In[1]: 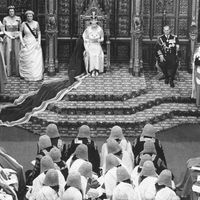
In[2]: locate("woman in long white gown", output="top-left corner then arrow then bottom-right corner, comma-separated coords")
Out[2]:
3,5 -> 21,77
19,10 -> 44,81
83,16 -> 104,77
0,21 -> 7,93
192,46 -> 200,106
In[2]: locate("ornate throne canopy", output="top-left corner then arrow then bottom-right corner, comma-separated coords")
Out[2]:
79,0 -> 109,36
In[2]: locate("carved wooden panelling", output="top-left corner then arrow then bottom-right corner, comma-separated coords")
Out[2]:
143,17 -> 150,37
58,16 -> 70,36
38,16 -> 45,35
110,41 -> 115,61
117,0 -> 130,37
110,15 -> 115,36
116,43 -> 130,61
58,0 -> 70,37
118,16 -> 129,36
178,18 -> 188,37
155,0 -> 165,14
142,43 -> 156,67
58,41 -> 70,62
109,0 -> 115,37
11,0 -> 22,12
58,0 -> 70,15
25,1 -> 32,10
38,0 -> 45,14
179,44 -> 189,67
0,0 -> 7,14
179,0 -> 189,15
166,18 -> 175,33
153,18 -> 163,36
143,0 -> 151,15
73,14 -> 78,36
2,0 -> 191,64
110,41 -> 130,62
118,0 -> 129,15
165,0 -> 175,14
108,0 -> 115,15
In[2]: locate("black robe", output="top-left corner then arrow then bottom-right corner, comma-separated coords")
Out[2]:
0,37 -> 85,122
68,37 -> 86,84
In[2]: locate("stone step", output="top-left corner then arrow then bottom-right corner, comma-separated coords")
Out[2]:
65,66 -> 147,101
24,102 -> 199,137
21,113 -> 200,138
47,95 -> 195,115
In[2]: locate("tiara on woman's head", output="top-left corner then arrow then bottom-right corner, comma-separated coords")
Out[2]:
8,5 -> 15,10
25,10 -> 34,16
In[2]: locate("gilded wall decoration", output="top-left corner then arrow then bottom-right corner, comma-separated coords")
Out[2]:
143,0 -> 150,15
165,0 -> 175,14
153,18 -> 163,36
58,0 -> 70,14
117,43 -> 130,61
179,0 -> 189,15
179,18 -> 188,37
58,41 -> 70,62
0,0 -> 7,13
142,17 -> 150,37
155,0 -> 165,14
118,16 -> 129,36
58,0 -> 70,36
38,0 -> 45,13
117,0 -> 130,37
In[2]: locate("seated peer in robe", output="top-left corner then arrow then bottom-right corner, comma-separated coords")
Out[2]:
83,14 -> 104,77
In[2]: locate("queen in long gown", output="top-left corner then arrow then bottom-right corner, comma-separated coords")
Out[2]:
3,6 -> 21,77
19,10 -> 44,81
83,18 -> 104,77
0,21 -> 7,93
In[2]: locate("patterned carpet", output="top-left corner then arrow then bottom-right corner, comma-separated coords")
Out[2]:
0,64 -> 199,138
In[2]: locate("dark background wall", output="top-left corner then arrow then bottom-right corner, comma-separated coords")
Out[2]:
0,0 -> 193,69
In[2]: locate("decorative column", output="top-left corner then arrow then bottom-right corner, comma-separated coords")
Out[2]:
130,0 -> 142,76
45,0 -> 58,76
189,0 -> 199,73
105,0 -> 111,72
76,0 -> 84,36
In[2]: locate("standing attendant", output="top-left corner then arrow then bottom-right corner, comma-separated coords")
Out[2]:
0,21 -> 7,93
156,25 -> 180,88
192,47 -> 200,106
19,10 -> 44,81
3,5 -> 21,76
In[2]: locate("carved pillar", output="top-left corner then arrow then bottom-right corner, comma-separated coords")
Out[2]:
189,0 -> 199,73
76,0 -> 84,36
45,0 -> 58,76
130,0 -> 142,76
105,0 -> 111,72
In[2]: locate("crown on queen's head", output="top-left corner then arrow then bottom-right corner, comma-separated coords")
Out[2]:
90,11 -> 98,23
8,5 -> 15,10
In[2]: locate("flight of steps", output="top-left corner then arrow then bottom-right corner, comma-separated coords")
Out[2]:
16,65 -> 200,138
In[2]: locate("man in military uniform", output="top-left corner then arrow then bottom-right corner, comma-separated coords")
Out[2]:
156,25 -> 180,87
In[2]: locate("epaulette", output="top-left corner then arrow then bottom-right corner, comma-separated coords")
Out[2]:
171,34 -> 177,38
